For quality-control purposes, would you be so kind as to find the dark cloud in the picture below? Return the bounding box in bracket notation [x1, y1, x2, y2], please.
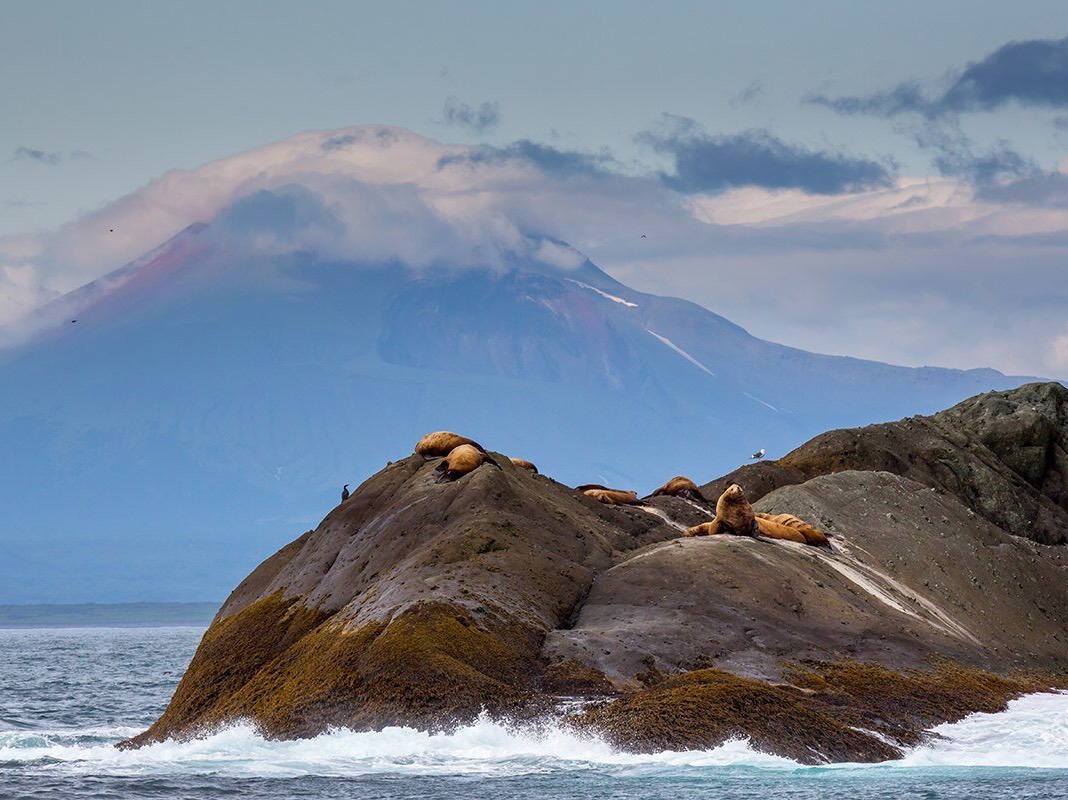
[437, 139, 618, 178]
[13, 147, 63, 165]
[729, 80, 766, 108]
[639, 118, 894, 194]
[808, 82, 929, 117]
[321, 128, 397, 152]
[322, 133, 362, 152]
[11, 147, 92, 165]
[442, 96, 501, 134]
[904, 118, 1034, 185]
[942, 36, 1068, 113]
[810, 36, 1068, 118]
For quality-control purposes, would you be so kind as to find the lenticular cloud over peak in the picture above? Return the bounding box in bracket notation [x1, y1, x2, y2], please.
[0, 125, 670, 333]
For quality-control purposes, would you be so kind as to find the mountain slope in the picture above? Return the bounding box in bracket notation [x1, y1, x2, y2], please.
[0, 188, 1036, 602]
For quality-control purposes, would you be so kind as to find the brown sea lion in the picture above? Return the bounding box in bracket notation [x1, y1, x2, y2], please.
[416, 431, 484, 458]
[583, 488, 643, 506]
[651, 476, 707, 503]
[753, 517, 808, 544]
[510, 457, 538, 473]
[574, 483, 610, 492]
[686, 483, 757, 537]
[755, 512, 831, 547]
[685, 484, 829, 548]
[434, 444, 498, 482]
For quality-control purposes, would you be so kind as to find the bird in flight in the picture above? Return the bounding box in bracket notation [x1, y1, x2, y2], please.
[70, 319, 77, 324]
[640, 234, 646, 238]
[751, 448, 765, 460]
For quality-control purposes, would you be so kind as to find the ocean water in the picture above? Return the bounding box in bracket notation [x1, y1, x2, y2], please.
[2, 627, 1067, 799]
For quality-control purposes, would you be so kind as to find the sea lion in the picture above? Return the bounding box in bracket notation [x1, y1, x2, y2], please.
[510, 457, 538, 473]
[753, 517, 807, 544]
[583, 488, 643, 506]
[416, 431, 484, 458]
[651, 476, 707, 503]
[686, 483, 754, 536]
[755, 512, 831, 548]
[685, 484, 829, 548]
[575, 483, 610, 492]
[434, 444, 498, 482]
[685, 483, 757, 537]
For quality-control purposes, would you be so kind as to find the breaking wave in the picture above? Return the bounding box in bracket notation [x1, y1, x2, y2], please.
[2, 692, 1067, 779]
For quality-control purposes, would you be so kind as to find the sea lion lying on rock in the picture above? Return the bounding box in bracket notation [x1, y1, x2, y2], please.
[583, 488, 643, 506]
[755, 512, 831, 548]
[434, 444, 498, 482]
[650, 476, 707, 503]
[416, 431, 485, 458]
[510, 457, 538, 473]
[685, 484, 829, 547]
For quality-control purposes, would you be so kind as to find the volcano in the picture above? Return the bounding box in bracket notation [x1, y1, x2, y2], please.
[0, 128, 1034, 602]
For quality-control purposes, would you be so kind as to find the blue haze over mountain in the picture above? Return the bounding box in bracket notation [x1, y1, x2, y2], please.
[0, 187, 1032, 603]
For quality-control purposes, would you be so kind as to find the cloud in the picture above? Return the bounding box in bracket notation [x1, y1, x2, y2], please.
[905, 118, 1034, 185]
[442, 96, 501, 134]
[437, 139, 618, 178]
[808, 81, 930, 118]
[13, 147, 62, 165]
[729, 80, 765, 108]
[11, 147, 92, 165]
[810, 36, 1068, 118]
[942, 36, 1068, 113]
[639, 117, 894, 194]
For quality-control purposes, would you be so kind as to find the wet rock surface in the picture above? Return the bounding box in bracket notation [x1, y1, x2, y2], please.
[126, 384, 1068, 762]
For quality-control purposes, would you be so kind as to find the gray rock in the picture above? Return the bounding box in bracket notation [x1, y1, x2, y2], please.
[545, 471, 1068, 683]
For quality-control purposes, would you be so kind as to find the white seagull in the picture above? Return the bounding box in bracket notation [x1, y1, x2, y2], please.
[751, 448, 766, 460]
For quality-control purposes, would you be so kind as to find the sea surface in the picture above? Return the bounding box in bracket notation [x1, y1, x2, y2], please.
[2, 626, 1068, 799]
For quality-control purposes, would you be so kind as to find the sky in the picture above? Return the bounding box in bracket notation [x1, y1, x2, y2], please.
[2, 0, 1068, 377]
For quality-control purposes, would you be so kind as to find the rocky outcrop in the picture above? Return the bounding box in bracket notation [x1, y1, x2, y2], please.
[702, 382, 1068, 545]
[124, 455, 674, 747]
[125, 384, 1068, 762]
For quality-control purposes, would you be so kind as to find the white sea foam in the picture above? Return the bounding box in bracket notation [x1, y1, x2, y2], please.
[2, 692, 1066, 777]
[0, 715, 792, 777]
[897, 690, 1068, 769]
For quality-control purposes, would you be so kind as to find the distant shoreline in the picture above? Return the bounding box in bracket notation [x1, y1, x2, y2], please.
[0, 602, 220, 628]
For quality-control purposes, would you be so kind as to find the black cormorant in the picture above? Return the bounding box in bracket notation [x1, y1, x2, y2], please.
[341, 484, 350, 502]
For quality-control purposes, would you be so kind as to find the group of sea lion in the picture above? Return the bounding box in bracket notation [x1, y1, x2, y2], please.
[577, 474, 830, 549]
[413, 431, 829, 548]
[415, 431, 535, 482]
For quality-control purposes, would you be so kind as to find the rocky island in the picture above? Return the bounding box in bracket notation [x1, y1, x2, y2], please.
[123, 382, 1068, 763]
